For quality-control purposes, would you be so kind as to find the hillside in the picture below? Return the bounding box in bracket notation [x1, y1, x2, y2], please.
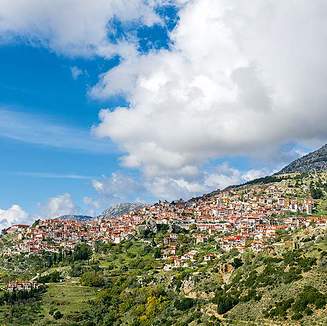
[0, 222, 326, 325]
[278, 144, 327, 174]
[0, 149, 326, 325]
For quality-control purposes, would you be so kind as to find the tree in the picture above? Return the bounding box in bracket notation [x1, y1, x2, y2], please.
[215, 293, 239, 314]
[310, 184, 324, 199]
[38, 270, 62, 283]
[73, 243, 92, 261]
[153, 247, 161, 259]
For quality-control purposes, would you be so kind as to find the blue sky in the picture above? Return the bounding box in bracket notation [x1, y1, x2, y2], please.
[0, 1, 326, 226]
[0, 46, 114, 210]
[0, 2, 179, 219]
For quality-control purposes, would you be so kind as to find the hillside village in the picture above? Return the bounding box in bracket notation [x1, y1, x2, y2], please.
[2, 172, 327, 261]
[0, 171, 326, 325]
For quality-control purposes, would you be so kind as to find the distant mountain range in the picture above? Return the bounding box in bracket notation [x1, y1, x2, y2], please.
[278, 144, 327, 174]
[57, 215, 94, 222]
[57, 203, 147, 222]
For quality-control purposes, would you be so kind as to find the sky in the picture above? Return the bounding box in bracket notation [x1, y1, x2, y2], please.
[0, 0, 327, 228]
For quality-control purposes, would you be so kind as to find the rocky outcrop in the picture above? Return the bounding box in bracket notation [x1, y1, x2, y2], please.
[278, 144, 327, 174]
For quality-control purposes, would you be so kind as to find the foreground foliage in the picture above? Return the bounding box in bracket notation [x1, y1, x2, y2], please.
[0, 223, 326, 326]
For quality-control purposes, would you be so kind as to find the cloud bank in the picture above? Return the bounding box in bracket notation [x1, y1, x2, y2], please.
[0, 0, 161, 57]
[92, 0, 327, 197]
[2, 1, 327, 201]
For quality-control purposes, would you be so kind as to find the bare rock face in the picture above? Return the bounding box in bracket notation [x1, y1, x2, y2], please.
[278, 144, 327, 174]
[100, 203, 146, 219]
[220, 263, 235, 284]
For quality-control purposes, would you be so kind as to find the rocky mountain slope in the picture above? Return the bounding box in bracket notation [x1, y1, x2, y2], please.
[99, 202, 146, 219]
[57, 215, 94, 222]
[278, 144, 327, 174]
[56, 203, 147, 222]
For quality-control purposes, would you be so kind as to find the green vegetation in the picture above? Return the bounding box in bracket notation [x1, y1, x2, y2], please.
[1, 170, 327, 325]
[264, 286, 327, 320]
[0, 226, 325, 326]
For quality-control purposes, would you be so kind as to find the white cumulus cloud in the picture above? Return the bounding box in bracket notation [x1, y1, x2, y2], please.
[92, 0, 327, 193]
[0, 0, 161, 57]
[0, 204, 30, 231]
[146, 164, 271, 200]
[92, 172, 145, 202]
[90, 164, 271, 202]
[45, 193, 77, 217]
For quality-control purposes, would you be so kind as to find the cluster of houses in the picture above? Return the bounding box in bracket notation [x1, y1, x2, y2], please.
[6, 281, 40, 293]
[1, 180, 326, 259]
[1, 213, 142, 255]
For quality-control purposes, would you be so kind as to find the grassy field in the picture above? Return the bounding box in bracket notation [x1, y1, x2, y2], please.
[0, 280, 97, 326]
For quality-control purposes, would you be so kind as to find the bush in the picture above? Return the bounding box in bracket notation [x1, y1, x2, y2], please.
[70, 263, 84, 277]
[292, 286, 326, 314]
[232, 258, 243, 269]
[311, 187, 324, 199]
[80, 271, 105, 287]
[268, 298, 294, 318]
[291, 312, 303, 320]
[240, 289, 261, 302]
[297, 257, 316, 271]
[282, 267, 302, 284]
[38, 270, 62, 283]
[174, 297, 195, 311]
[53, 310, 63, 320]
[216, 294, 239, 314]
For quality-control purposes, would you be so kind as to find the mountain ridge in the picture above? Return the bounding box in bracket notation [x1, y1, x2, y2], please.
[99, 202, 147, 219]
[56, 215, 93, 222]
[278, 144, 327, 174]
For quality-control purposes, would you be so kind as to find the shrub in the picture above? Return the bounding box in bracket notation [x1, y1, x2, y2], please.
[268, 298, 294, 318]
[53, 310, 63, 320]
[70, 263, 84, 277]
[38, 270, 62, 283]
[80, 271, 105, 287]
[216, 294, 239, 314]
[174, 297, 195, 311]
[292, 286, 326, 314]
[232, 258, 243, 269]
[240, 289, 261, 302]
[282, 267, 302, 284]
[291, 312, 303, 320]
[297, 257, 316, 271]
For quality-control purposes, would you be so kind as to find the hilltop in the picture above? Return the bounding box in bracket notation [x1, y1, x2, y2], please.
[278, 144, 327, 174]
